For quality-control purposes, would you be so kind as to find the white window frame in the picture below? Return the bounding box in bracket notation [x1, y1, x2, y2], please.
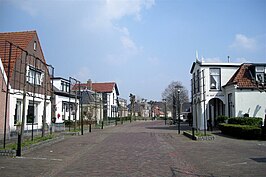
[26, 65, 44, 86]
[209, 68, 221, 90]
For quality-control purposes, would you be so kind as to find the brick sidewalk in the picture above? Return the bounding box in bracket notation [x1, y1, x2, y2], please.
[0, 120, 265, 177]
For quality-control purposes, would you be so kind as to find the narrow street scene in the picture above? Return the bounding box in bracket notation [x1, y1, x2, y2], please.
[0, 120, 265, 177]
[0, 1, 266, 177]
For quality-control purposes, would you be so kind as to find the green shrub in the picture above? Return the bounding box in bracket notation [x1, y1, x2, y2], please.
[228, 117, 262, 127]
[217, 115, 229, 124]
[64, 120, 74, 126]
[219, 123, 261, 139]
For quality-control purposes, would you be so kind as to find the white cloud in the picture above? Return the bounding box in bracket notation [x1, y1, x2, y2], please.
[74, 67, 92, 82]
[84, 0, 155, 31]
[120, 35, 137, 51]
[105, 0, 155, 21]
[230, 34, 257, 51]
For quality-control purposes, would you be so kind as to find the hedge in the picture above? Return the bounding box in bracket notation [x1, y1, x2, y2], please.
[219, 123, 261, 139]
[216, 115, 229, 124]
[227, 117, 262, 127]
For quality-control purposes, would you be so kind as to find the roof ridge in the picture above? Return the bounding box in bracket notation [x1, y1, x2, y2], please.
[0, 30, 37, 34]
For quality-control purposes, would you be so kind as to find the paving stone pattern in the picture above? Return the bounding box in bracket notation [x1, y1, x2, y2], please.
[0, 121, 265, 177]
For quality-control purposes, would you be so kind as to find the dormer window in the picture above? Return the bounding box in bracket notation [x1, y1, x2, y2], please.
[61, 81, 70, 92]
[210, 68, 221, 90]
[33, 41, 37, 51]
[255, 66, 265, 84]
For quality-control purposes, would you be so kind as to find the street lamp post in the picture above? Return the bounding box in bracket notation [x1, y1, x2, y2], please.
[177, 89, 181, 134]
[175, 86, 181, 134]
[162, 99, 167, 125]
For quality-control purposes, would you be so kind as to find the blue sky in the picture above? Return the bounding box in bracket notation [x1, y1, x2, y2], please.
[0, 0, 265, 101]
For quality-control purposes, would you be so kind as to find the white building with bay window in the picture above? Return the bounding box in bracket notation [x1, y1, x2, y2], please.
[190, 59, 266, 131]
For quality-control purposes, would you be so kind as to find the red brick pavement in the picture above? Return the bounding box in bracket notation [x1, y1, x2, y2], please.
[0, 120, 265, 177]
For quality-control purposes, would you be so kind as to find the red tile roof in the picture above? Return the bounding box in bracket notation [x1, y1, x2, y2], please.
[0, 30, 37, 79]
[92, 82, 116, 93]
[73, 82, 119, 95]
[225, 64, 257, 88]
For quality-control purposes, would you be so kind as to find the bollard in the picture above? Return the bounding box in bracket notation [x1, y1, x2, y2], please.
[101, 121, 104, 129]
[115, 118, 117, 126]
[192, 127, 195, 140]
[89, 123, 91, 132]
[16, 134, 21, 156]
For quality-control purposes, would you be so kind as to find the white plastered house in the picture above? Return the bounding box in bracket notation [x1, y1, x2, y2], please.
[190, 60, 266, 130]
[52, 77, 80, 124]
[78, 80, 120, 123]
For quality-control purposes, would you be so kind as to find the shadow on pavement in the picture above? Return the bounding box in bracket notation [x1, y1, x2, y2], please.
[146, 123, 192, 131]
[170, 167, 231, 177]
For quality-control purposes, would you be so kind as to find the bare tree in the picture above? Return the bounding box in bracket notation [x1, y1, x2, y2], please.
[161, 81, 189, 112]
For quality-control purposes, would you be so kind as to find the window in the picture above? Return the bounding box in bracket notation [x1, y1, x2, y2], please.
[210, 68, 221, 90]
[255, 66, 265, 84]
[193, 73, 196, 94]
[33, 41, 37, 51]
[61, 81, 70, 92]
[26, 65, 43, 85]
[27, 102, 38, 123]
[228, 93, 233, 117]
[197, 70, 200, 93]
[14, 100, 22, 125]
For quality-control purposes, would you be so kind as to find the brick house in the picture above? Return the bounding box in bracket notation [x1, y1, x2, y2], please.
[0, 57, 9, 139]
[0, 31, 52, 136]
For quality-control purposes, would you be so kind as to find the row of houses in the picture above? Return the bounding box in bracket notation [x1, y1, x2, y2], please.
[190, 59, 266, 130]
[0, 30, 128, 140]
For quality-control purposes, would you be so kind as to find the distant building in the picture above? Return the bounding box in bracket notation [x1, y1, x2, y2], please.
[117, 97, 128, 117]
[76, 80, 120, 123]
[190, 60, 266, 130]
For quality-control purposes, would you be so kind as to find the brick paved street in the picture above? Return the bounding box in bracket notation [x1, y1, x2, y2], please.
[0, 120, 265, 177]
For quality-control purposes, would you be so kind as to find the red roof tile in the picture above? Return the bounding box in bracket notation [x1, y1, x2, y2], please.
[73, 82, 119, 95]
[0, 31, 36, 79]
[92, 82, 116, 93]
[226, 64, 257, 88]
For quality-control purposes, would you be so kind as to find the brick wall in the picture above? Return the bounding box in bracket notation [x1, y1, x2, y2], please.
[0, 65, 9, 139]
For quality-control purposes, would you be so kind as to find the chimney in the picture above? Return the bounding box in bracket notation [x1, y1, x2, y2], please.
[87, 79, 92, 90]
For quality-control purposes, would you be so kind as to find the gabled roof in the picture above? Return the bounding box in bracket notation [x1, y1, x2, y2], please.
[225, 63, 259, 88]
[0, 30, 40, 79]
[92, 82, 118, 94]
[73, 82, 119, 95]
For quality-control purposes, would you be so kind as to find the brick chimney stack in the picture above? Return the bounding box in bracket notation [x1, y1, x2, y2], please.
[87, 79, 92, 90]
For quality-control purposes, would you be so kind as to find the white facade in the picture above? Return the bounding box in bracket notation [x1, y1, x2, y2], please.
[191, 61, 241, 130]
[224, 84, 266, 120]
[191, 61, 266, 130]
[9, 90, 51, 132]
[104, 87, 119, 118]
[53, 78, 80, 123]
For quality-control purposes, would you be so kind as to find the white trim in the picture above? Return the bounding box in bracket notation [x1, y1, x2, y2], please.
[0, 57, 8, 85]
